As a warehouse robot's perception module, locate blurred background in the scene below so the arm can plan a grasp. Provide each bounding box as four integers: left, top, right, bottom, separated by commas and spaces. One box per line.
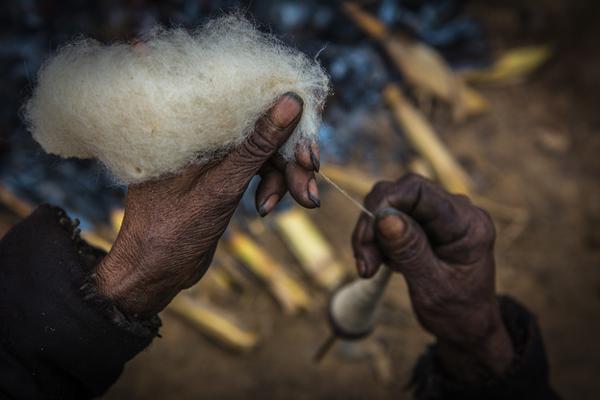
1, 0, 599, 398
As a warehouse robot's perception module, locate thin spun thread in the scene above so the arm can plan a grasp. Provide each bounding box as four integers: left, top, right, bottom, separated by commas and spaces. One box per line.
318, 171, 374, 219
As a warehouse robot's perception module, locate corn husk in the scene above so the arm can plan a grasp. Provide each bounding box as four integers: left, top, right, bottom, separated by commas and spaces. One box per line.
462, 45, 552, 85
274, 208, 346, 291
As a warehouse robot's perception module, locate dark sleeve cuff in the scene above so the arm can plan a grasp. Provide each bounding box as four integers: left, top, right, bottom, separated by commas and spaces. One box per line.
0, 205, 160, 399
410, 296, 560, 400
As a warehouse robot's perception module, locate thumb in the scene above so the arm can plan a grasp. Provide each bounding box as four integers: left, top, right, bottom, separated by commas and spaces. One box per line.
375, 208, 437, 279
220, 92, 303, 186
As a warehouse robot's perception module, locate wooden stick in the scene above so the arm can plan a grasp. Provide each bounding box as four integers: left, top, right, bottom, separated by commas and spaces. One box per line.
168, 294, 258, 352
0, 183, 34, 217
0, 182, 116, 251
343, 2, 487, 119
384, 84, 472, 195
274, 208, 347, 291
226, 227, 312, 314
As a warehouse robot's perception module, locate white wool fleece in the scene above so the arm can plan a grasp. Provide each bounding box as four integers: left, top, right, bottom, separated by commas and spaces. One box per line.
24, 15, 330, 183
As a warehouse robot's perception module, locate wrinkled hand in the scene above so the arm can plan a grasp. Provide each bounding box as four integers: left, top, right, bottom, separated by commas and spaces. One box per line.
96, 93, 320, 319
352, 174, 514, 380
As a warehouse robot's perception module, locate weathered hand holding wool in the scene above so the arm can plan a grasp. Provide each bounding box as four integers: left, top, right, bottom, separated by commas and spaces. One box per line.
25, 15, 330, 183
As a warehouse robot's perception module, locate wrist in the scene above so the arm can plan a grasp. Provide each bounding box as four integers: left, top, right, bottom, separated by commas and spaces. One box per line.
95, 230, 177, 319
437, 311, 514, 383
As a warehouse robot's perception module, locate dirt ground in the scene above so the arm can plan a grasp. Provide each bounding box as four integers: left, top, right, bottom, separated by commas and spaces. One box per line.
104, 4, 600, 399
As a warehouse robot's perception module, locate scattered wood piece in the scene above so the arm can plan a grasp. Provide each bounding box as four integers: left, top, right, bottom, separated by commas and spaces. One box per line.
343, 2, 488, 120
168, 294, 259, 352
274, 208, 347, 291
80, 231, 113, 252
225, 227, 312, 314
0, 182, 116, 251
213, 244, 255, 290
461, 45, 553, 85
384, 84, 473, 195
202, 266, 238, 293
0, 183, 34, 217
110, 208, 125, 232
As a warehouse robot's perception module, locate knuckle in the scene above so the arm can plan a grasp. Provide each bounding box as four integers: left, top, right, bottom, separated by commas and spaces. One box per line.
451, 193, 473, 207
365, 180, 393, 208
397, 172, 430, 188
475, 208, 496, 244
371, 180, 392, 195
242, 131, 279, 159
387, 228, 428, 266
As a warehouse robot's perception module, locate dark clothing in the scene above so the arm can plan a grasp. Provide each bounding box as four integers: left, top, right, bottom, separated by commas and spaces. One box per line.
0, 205, 557, 399
411, 296, 560, 399
0, 205, 159, 399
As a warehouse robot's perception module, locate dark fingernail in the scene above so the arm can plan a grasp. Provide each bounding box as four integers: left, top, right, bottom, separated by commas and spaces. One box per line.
357, 259, 368, 277
258, 194, 280, 217
307, 177, 320, 207
309, 142, 320, 172
271, 92, 303, 128
375, 208, 402, 222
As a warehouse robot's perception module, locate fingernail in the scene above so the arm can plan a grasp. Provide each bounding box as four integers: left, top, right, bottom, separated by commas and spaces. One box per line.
357, 259, 368, 277
309, 142, 320, 172
375, 208, 402, 222
271, 92, 303, 128
258, 194, 280, 217
307, 177, 320, 207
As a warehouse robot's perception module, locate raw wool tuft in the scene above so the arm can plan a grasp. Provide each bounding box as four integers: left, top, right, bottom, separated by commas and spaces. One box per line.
24, 14, 330, 184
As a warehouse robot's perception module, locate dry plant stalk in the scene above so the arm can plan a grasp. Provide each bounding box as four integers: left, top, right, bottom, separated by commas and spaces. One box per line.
203, 266, 237, 293
407, 158, 435, 180
460, 45, 552, 85
0, 183, 34, 218
168, 294, 258, 352
225, 228, 312, 314
343, 2, 487, 120
274, 208, 346, 291
80, 231, 113, 252
384, 84, 472, 195
0, 182, 116, 251
213, 244, 255, 289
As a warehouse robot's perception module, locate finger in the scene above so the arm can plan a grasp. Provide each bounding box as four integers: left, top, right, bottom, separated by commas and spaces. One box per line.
351, 212, 384, 278
284, 162, 320, 208
218, 92, 303, 190
294, 141, 320, 172
383, 174, 495, 265
374, 208, 437, 280
385, 174, 473, 246
350, 180, 397, 278
255, 166, 287, 217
